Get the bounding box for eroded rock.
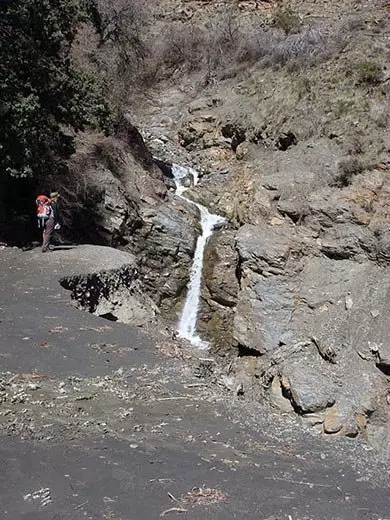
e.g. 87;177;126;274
60;260;158;328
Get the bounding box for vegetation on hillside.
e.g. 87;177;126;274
0;0;388;244
0;0;112;180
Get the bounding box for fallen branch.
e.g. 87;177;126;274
74;500;89;511
160;507;187;517
167;492;181;505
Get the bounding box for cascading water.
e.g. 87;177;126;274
171;164;226;349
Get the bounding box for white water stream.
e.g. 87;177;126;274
171;164;226;349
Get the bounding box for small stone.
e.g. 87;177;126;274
269;376;293;412
371;309;380;318
345;293;353;310
236;383;244;396
305;413;324;426
324;405;343;434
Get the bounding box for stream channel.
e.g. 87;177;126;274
171;164;226;349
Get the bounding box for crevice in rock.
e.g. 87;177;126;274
221;123;246;152
276;131;297;151
237;344;262;357
280;379;303;415
320;248;353;261
235;254;243;290
153;157;173;178
278;209;305;225
376;363;390;376
98;312;118;322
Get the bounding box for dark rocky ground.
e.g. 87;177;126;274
1;245;390;520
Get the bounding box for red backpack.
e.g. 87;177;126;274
36;195;52;228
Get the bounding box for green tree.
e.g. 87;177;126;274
0;0;112;179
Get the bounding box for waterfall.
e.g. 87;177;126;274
171;164;226;349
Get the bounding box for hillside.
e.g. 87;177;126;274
107;0;390;450
2;0;390;457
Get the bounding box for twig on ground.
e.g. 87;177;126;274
156;396;196;401
167;492;181;505
74;500;89;510
160;507;187;517
265;476;333;488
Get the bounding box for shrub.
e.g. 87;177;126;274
272;7;301;35
332;157;365;187
273;27;325;67
357;60;383;85
158;25;206;73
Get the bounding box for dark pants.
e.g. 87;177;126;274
42;219;54;251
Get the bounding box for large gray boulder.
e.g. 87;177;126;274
131;194;200;311
233;218;390;439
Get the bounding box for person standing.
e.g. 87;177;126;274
37;191;61;252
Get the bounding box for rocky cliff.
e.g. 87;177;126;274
54;0;390;454
116;0;390;450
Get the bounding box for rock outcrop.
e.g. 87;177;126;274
63;0;390;452
132;87;390;448
66;119;201;317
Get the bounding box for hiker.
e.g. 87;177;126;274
36;191;61;252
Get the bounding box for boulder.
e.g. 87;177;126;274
323;401;359;437
281;363;336;414
178;116;216;149
132;194;200;309
202;133;231;150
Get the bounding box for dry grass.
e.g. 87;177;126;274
72;2;347;104
332;157;365;188
147;17;345;83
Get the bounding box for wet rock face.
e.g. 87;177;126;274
199;229;239;354
131;194;200;311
